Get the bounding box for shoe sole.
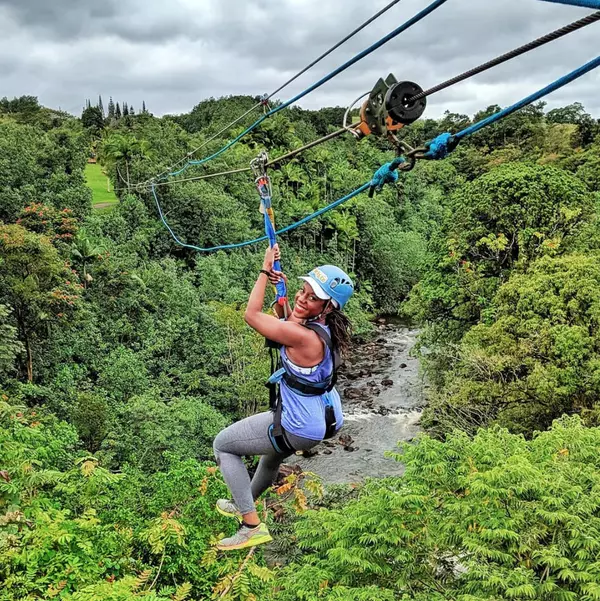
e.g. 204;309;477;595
216;533;273;551
216;504;243;523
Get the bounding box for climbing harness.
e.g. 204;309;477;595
266;323;341;454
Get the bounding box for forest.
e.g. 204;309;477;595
2;90;600;600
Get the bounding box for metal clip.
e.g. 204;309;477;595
250;150;269;179
251;151;272;213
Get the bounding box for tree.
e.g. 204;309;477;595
115;102;122;120
123;102;129;117
0;225;82;382
547;102;598;146
70;232;105;287
81;104;105;133
424;252;600;436
107;96;115;120
100;133;153;191
0;304;23;377
407;163;594;342
98;95;105;118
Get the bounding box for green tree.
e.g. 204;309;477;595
0;304;23;377
100;133;153;191
407;163;594;341
81;104;105;133
70;232;105;287
425;252;600;436
272;416;600;601
0;225;82;382
107;96;115;120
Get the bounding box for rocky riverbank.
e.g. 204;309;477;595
287;322;424;484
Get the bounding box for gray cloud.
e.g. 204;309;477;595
0;0;598;121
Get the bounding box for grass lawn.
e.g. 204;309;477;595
85;163;119;212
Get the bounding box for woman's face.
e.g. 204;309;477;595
292;282;328;320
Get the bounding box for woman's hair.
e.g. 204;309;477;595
325;308;353;356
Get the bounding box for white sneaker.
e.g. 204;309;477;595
216;522;272;551
215;499;243;522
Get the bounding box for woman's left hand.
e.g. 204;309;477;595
262;244;279;271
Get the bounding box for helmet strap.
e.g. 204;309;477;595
307;299;332;323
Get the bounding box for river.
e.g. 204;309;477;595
287;322;424;484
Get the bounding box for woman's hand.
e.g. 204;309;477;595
268;269;288;287
262;244;279;272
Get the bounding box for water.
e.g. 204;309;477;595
287;324;424;484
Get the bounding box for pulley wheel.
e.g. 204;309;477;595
385;81;427;125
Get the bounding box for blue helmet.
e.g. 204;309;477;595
299;265;354;310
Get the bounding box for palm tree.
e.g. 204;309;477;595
326;210;360;268
71;233;105;287
100;134;153;191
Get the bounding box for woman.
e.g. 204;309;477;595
213;244;354;551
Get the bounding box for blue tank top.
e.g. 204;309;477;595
279;323;344;441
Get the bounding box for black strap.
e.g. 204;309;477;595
269;395;295;454
303;322;341;372
266;339;280;412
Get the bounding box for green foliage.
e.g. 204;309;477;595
102;393;226;471
0;120;91;223
423;253;600;436
5;91;600;600
0;224;83;382
0;305;23;377
272;417;600;600
406;163;594;355
0;398;272;600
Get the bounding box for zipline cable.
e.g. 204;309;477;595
161;0;449;181
138;103;263;186
455;54;600;140
147;127;353;189
138;0;405;187
268;0;404;99
415;54;600;159
150;53;600;252
405;10;600;104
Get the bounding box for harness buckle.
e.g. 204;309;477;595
267;368;286;385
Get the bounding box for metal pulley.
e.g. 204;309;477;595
356;74;426;140
385;80;427;125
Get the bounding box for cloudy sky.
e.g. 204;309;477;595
0;0;598;119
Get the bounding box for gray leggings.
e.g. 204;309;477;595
213;411;320;514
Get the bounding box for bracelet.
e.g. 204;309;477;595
259;269;271;277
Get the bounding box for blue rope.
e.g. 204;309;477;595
423;54;600;159
539;0;600;8
371;160;401;193
257;178;287;301
161;0;449;181
151;183;371;252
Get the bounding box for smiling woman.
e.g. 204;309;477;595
211;243;354;551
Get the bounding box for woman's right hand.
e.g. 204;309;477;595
268;269;288;287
